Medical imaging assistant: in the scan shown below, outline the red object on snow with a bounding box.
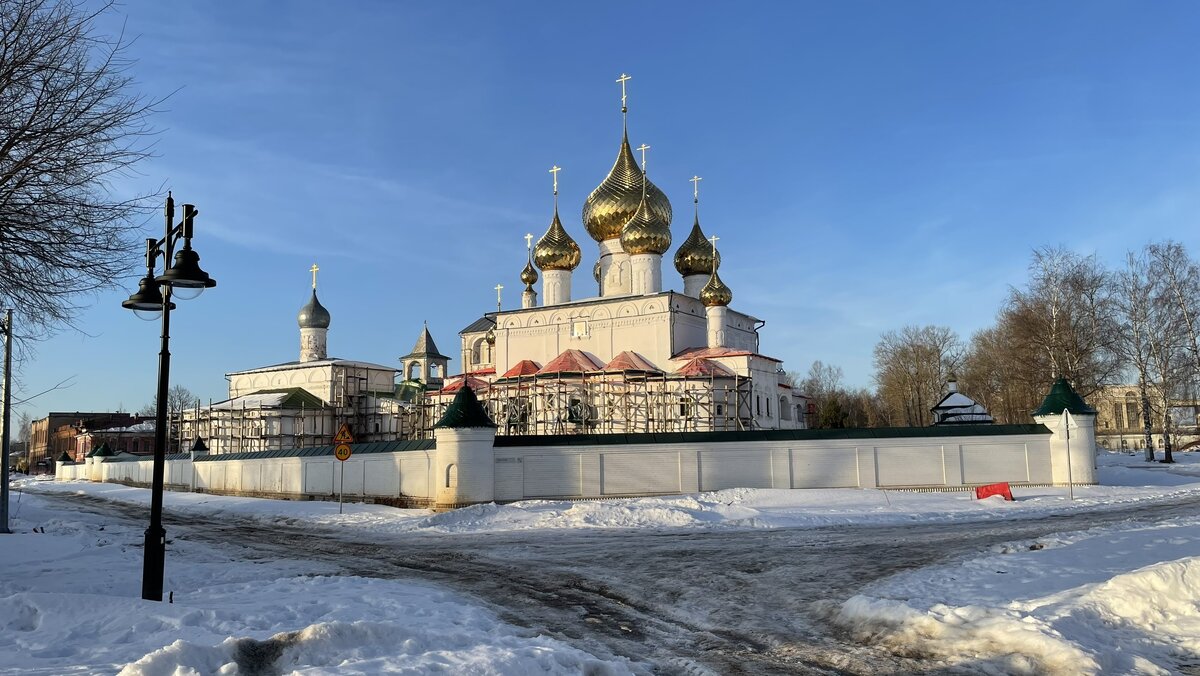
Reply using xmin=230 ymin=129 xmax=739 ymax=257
xmin=975 ymin=482 xmax=1014 ymax=501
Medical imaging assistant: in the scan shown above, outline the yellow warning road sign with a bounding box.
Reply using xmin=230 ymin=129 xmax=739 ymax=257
xmin=333 ymin=423 xmax=354 ymax=444
xmin=334 ymin=444 xmax=352 ymax=461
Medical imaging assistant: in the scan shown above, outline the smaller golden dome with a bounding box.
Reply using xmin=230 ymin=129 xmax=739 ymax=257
xmin=619 ymin=193 xmax=672 ymax=255
xmin=582 ymin=133 xmax=673 ymax=242
xmin=700 ymin=270 xmax=733 ymax=307
xmin=520 ymin=259 xmax=538 ymax=287
xmin=674 ymin=213 xmax=720 ymax=277
xmin=592 ymin=259 xmax=601 ymax=283
xmin=534 ymin=207 xmax=582 ymax=271
xmin=485 ymin=326 xmax=496 ymax=345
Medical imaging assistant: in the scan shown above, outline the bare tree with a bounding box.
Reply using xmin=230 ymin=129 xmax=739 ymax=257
xmin=873 ymin=325 xmax=963 ymax=426
xmin=960 ymin=324 xmax=1047 ymax=424
xmin=1148 ymin=242 xmax=1200 ymax=377
xmin=1003 ymin=247 xmax=1121 ymax=398
xmin=138 ymin=384 xmax=196 ymax=417
xmin=1112 ymin=249 xmax=1158 ymax=461
xmin=0 ymin=0 xmax=160 ymax=338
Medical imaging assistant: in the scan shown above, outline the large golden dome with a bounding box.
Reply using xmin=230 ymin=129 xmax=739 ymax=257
xmin=582 ymin=133 xmax=672 ymax=242
xmin=700 ymin=270 xmax=733 ymax=307
xmin=620 ymin=192 xmax=672 ymax=255
xmin=674 ymin=213 xmax=720 ymax=277
xmin=534 ymin=207 xmax=582 ymax=271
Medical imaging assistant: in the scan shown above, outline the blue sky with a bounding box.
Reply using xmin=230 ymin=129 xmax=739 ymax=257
xmin=13 ymin=0 xmax=1200 ymax=419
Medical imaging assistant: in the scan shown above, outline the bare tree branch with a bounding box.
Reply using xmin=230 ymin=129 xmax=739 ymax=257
xmin=0 ymin=0 xmax=161 ymax=340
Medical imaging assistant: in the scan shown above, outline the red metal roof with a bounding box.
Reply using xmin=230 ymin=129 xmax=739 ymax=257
xmin=538 ymin=349 xmax=605 ymax=375
xmin=602 ymin=351 xmax=661 ymax=373
xmin=671 ymin=346 xmax=783 ymax=363
xmin=439 ymin=375 xmax=490 ymax=394
xmin=500 ymin=360 xmax=542 ymax=378
xmin=674 ymin=357 xmax=735 ymax=377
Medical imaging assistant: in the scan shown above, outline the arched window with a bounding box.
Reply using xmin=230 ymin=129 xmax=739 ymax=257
xmin=780 ymin=397 xmax=791 ymax=420
xmin=407 ymin=361 xmax=421 ymax=380
xmin=766 ymin=397 xmax=772 ymax=418
xmin=445 ymin=463 xmax=457 ymax=488
xmin=471 ymin=338 xmax=483 ymax=365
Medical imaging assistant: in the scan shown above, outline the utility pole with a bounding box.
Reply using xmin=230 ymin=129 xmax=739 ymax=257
xmin=2 ymin=309 xmax=13 ymax=534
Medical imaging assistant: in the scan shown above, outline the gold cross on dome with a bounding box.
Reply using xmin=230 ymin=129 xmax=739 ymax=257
xmin=310 ymin=263 xmax=319 ymax=289
xmin=690 ymin=176 xmax=703 ymax=201
xmin=708 ymin=234 xmax=719 ymax=256
xmin=495 ymin=283 xmax=504 ymax=311
xmin=616 ymin=73 xmax=631 ymax=110
xmin=549 ymin=165 xmax=561 ymax=195
xmin=524 ymin=233 xmax=533 ymax=251
xmin=636 ymin=144 xmax=650 ymax=170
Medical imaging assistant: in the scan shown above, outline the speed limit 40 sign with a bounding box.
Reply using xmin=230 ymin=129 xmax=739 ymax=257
xmin=334 ymin=443 xmax=352 ymax=461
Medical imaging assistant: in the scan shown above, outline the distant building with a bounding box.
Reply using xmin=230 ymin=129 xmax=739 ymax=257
xmin=70 ymin=418 xmax=156 ymax=462
xmin=29 ymin=412 xmax=142 ymax=471
xmin=930 ymin=376 xmax=994 ymax=426
xmin=1091 ymin=385 xmax=1200 ymax=452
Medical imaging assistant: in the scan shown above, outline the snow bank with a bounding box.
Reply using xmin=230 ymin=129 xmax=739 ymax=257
xmin=0 ymin=490 xmax=632 ymax=675
xmin=834 ymin=518 xmax=1200 ymax=674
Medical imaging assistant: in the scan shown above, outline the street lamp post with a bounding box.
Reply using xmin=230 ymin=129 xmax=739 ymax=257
xmin=1 ymin=309 xmax=12 ymax=535
xmin=122 ymin=193 xmax=215 ymax=602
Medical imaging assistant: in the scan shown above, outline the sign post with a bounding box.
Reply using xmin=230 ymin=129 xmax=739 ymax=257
xmin=333 ymin=423 xmax=354 ymax=514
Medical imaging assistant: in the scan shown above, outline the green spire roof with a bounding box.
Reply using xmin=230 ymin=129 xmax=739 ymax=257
xmin=57 ymin=451 xmax=74 ymax=463
xmin=1033 ymin=377 xmax=1096 ymax=416
xmin=88 ymin=442 xmax=114 ymax=458
xmin=434 ymin=385 xmax=495 ymax=429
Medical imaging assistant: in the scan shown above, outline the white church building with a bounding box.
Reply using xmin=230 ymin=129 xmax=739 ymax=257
xmin=441 ymin=80 xmax=807 ymax=435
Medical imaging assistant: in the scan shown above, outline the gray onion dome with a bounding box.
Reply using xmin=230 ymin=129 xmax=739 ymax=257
xmin=297 ymin=290 xmax=331 ymax=329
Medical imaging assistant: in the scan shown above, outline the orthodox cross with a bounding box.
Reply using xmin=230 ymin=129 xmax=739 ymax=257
xmin=708 ymin=234 xmax=719 ymax=257
xmin=636 ymin=144 xmax=650 ymax=171
xmin=690 ymin=175 xmax=703 ymax=203
xmin=495 ymin=283 xmax=504 ymax=312
xmin=616 ymin=73 xmax=631 ymax=112
xmin=310 ymin=263 xmax=319 ymax=289
xmin=549 ymin=165 xmax=561 ymax=195
xmin=524 ymin=233 xmax=533 ymax=252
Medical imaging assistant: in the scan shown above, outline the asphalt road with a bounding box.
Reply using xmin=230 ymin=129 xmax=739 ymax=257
xmin=43 ymin=491 xmax=1200 ymax=675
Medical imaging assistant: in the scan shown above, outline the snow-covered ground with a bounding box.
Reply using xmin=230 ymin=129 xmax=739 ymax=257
xmin=5 ymin=450 xmax=1200 ymax=674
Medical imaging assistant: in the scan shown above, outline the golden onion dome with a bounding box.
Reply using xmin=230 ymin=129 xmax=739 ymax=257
xmin=520 ymin=258 xmax=538 ymax=287
xmin=534 ymin=207 xmax=582 ymax=271
xmin=700 ymin=270 xmax=733 ymax=307
xmin=592 ymin=259 xmax=601 ymax=283
xmin=582 ymin=133 xmax=672 ymax=242
xmin=619 ymin=192 xmax=672 ymax=255
xmin=674 ymin=214 xmax=720 ymax=277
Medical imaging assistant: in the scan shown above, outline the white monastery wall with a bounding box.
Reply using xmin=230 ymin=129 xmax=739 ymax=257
xmin=59 ymin=426 xmax=1085 ymax=510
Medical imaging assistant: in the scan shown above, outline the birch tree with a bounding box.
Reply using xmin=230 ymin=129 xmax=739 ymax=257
xmin=1112 ymin=250 xmax=1158 ymax=461
xmin=1004 ymin=247 xmax=1121 ymax=398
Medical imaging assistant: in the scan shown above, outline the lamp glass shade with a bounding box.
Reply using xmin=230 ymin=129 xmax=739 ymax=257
xmin=171 ymin=285 xmax=204 ymax=301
